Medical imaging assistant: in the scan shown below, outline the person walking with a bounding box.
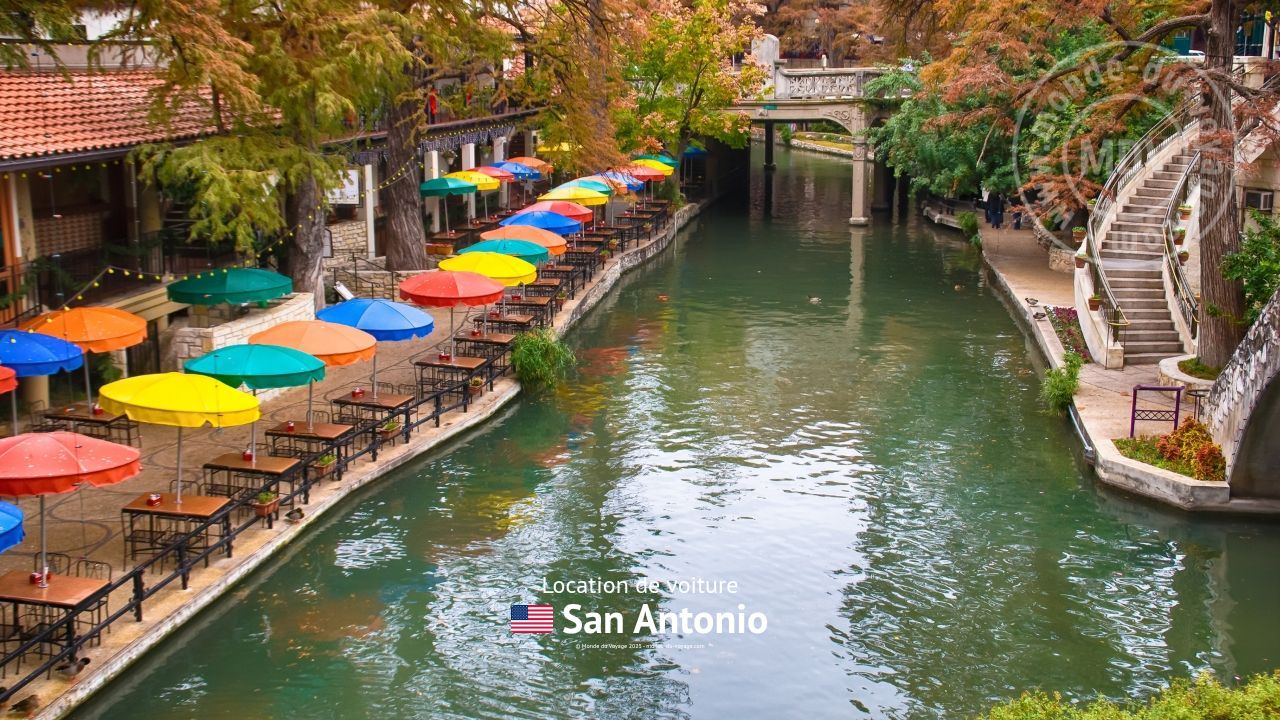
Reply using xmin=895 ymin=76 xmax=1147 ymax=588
xmin=990 ymin=192 xmax=1006 ymax=230
xmin=981 ymin=187 xmax=992 ymax=224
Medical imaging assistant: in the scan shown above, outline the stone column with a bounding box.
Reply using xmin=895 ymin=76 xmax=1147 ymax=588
xmin=849 ymin=143 xmax=871 ymax=226
xmin=462 ymin=142 xmax=476 ymax=218
xmin=426 ymin=151 xmax=441 ymax=233
xmin=872 ymin=160 xmax=892 ymax=211
xmin=493 ymin=136 xmax=509 ymax=208
xmin=362 ymin=163 xmax=376 ymax=258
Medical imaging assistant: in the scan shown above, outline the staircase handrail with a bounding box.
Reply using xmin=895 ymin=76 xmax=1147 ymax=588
xmin=1085 ymin=100 xmax=1196 ymax=344
xmin=1162 ymin=152 xmax=1200 ymax=339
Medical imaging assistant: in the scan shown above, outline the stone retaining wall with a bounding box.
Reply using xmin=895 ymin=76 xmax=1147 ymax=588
xmin=1205 ymin=288 xmax=1280 ymax=478
xmin=322 ymin=220 xmax=368 ymax=269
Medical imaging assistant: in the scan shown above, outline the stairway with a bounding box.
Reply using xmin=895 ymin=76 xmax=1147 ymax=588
xmin=1099 ymin=152 xmax=1193 ymax=364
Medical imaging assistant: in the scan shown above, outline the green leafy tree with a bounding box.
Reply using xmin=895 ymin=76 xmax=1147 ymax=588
xmin=1223 ymin=209 xmax=1280 ymax=324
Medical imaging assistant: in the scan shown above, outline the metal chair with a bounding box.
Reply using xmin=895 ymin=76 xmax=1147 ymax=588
xmin=71 ymin=559 xmax=112 ymax=645
xmin=32 ymin=552 xmax=72 ymax=577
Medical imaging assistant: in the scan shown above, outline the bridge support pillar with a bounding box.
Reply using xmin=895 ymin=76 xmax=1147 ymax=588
xmin=763 ymin=122 xmax=777 ymax=171
xmin=849 ymin=144 xmax=871 ymax=226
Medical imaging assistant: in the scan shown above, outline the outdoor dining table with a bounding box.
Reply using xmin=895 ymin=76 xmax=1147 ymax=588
xmin=599 ymin=223 xmax=637 ymax=247
xmin=471 ymin=312 xmax=535 ymax=334
xmin=330 ymin=393 xmax=415 ymax=445
xmin=453 ymin=331 xmax=515 ymax=375
xmin=526 ymin=277 xmax=563 ymax=298
xmin=121 ymin=492 xmax=233 ymax=566
xmin=539 ymin=265 xmax=581 ymax=297
xmin=265 ymin=421 xmax=356 ymax=481
xmin=40 ymin=402 xmax=139 ymax=446
xmin=0 ymin=570 xmax=110 ymax=649
xmin=503 ymin=294 xmax=555 ymax=326
xmin=429 ymin=229 xmax=472 ymax=248
xmin=202 ymin=452 xmax=303 ymax=503
xmin=415 ymin=355 xmax=491 ymax=411
xmin=562 ymin=249 xmax=602 ymax=278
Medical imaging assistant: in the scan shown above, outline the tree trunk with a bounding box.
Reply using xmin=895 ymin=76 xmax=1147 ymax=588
xmin=286 ymin=174 xmax=327 ymax=312
xmin=382 ymin=89 xmax=428 ymax=271
xmin=1196 ymin=0 xmax=1247 ymax=368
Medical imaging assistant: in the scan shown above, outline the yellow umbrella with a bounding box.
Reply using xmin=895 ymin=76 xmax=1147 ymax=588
xmin=633 ymin=158 xmax=674 ymax=176
xmin=99 ymin=372 xmax=260 ymax=502
xmin=444 ymin=171 xmax=500 ymax=191
xmin=538 ymin=186 xmax=608 ymax=206
xmin=438 ymin=252 xmax=537 ymax=286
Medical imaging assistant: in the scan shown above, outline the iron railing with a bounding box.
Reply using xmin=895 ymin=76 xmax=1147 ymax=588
xmin=1162 ymin=152 xmax=1201 ymax=339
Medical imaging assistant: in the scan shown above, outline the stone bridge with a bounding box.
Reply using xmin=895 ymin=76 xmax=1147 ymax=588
xmin=1205 ymin=287 xmax=1280 ymax=498
xmin=733 ymin=41 xmax=898 ymax=224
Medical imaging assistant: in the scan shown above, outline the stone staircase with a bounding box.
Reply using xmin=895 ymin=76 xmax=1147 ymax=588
xmin=1099 ymin=152 xmax=1193 ymax=364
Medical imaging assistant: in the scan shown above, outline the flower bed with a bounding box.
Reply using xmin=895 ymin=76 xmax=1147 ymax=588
xmin=1046 ymin=305 xmax=1092 ymax=362
xmin=1114 ymin=419 xmax=1226 ymax=482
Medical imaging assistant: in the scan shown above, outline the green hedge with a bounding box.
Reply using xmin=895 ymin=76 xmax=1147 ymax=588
xmin=978 ymin=672 xmax=1280 ymax=719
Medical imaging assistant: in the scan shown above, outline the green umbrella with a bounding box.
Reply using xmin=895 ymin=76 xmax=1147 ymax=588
xmin=420 ymin=177 xmax=478 ymax=234
xmin=167 ymin=268 xmax=293 ymax=306
xmin=184 ymin=343 xmax=326 ymax=462
xmin=459 ymin=239 xmax=551 ymax=265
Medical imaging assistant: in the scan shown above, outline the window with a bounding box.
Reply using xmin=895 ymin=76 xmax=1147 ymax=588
xmin=1241 ymin=188 xmax=1273 ymax=226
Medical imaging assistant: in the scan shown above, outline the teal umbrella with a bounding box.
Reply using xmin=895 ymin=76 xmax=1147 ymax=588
xmin=459 ymin=239 xmax=550 ymax=265
xmin=557 ymin=179 xmax=613 ymax=196
xmin=167 ymin=268 xmax=292 ymax=306
xmin=420 ymin=177 xmax=478 ymax=234
xmin=634 ymin=153 xmax=678 ymax=167
xmin=184 ymin=343 xmax=326 ymax=456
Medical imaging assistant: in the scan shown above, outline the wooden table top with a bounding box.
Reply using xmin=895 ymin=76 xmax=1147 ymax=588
xmin=505 ymin=295 xmax=552 ymax=306
xmin=473 ymin=313 xmax=534 ymax=324
xmin=539 ymin=265 xmax=579 ymax=274
xmin=122 ymin=492 xmax=231 ymax=520
xmin=0 ymin=570 xmax=109 ymax=609
xmin=529 ymin=278 xmax=562 ymax=287
xmin=415 ymin=354 xmax=488 ymax=371
xmin=265 ymin=421 xmax=354 ymax=441
xmin=455 ymin=331 xmax=515 ymax=345
xmin=429 ymin=230 xmax=467 ymax=242
xmin=43 ymin=402 xmax=123 ymax=424
xmin=582 ymin=229 xmax=618 ymax=238
xmin=331 ymin=393 xmax=415 ymax=410
xmin=203 ymin=452 xmax=301 ymax=475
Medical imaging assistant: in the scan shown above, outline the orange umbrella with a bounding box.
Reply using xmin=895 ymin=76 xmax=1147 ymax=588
xmin=0 ymin=366 xmax=15 ymax=436
xmin=249 ymin=320 xmax=376 ymax=427
xmin=0 ymin=431 xmax=141 ymax=585
xmin=507 ymin=156 xmax=552 ymax=173
xmin=481 ymin=226 xmax=567 ymax=256
xmin=23 ymin=306 xmax=147 ymax=406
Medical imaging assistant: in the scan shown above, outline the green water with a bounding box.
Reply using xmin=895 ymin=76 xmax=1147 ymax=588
xmin=73 ymin=151 xmax=1280 ymax=719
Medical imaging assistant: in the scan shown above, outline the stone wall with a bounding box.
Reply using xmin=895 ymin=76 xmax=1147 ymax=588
xmin=1205 ymin=287 xmax=1280 ymax=483
xmin=322 ymin=220 xmax=369 ymax=269
xmin=170 ymin=292 xmax=316 ymax=400
xmin=327 ymin=258 xmax=423 ymax=300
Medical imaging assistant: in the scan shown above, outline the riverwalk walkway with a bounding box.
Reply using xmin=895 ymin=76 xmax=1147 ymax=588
xmin=981 ymin=224 xmax=1280 ymax=514
xmin=2 ymin=204 xmax=698 ymax=719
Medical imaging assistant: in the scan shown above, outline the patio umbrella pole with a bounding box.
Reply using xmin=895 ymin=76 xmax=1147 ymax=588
xmin=371 ymin=355 xmax=379 ymax=400
xmin=307 ymin=380 xmax=315 ymax=431
xmin=83 ymin=359 xmax=93 ymax=407
xmin=38 ymin=495 xmax=47 ymax=588
xmin=450 ymin=308 xmax=456 ymax=357
xmin=250 ymin=390 xmax=257 ymax=468
xmin=10 ymin=393 xmax=17 ymax=437
xmin=175 ymin=427 xmax=184 ymax=505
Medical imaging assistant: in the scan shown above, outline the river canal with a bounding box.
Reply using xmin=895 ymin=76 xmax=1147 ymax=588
xmin=73 ymin=150 xmax=1280 ymax=719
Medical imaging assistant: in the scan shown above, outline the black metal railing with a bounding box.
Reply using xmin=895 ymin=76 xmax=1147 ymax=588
xmin=1162 ymin=152 xmax=1200 ymax=339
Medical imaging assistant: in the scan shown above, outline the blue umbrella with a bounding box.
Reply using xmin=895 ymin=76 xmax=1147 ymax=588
xmin=493 ymin=161 xmax=541 ymax=181
xmin=0 ymin=330 xmax=85 ymax=435
xmin=0 ymin=501 xmax=24 ymax=554
xmin=317 ymin=299 xmax=435 ymax=398
xmin=682 ymin=145 xmax=707 ymax=157
xmin=500 ymin=211 xmax=583 ymax=236
xmin=460 ymin=239 xmax=551 ymax=265
xmin=602 ymin=171 xmax=645 ymax=191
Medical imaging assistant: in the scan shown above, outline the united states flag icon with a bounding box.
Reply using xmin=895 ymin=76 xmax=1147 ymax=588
xmin=510 ymin=604 xmax=554 ymax=634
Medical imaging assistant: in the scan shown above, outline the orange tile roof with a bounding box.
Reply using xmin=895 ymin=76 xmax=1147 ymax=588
xmin=0 ymin=69 xmax=216 ymax=163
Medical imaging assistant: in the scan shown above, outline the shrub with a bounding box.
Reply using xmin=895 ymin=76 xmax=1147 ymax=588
xmin=1046 ymin=306 xmax=1092 ymax=361
xmin=1117 ymin=419 xmax=1227 ymax=482
xmin=957 ymin=211 xmax=980 ymax=242
xmin=1222 ymin=208 xmax=1280 ymax=324
xmin=1039 ymin=350 xmax=1083 ymax=413
xmin=779 ymin=124 xmax=793 ymax=146
xmin=1177 ymin=357 xmax=1221 ymax=380
xmin=976 ymin=671 xmax=1280 ymax=719
xmin=511 ymin=328 xmax=575 ymax=392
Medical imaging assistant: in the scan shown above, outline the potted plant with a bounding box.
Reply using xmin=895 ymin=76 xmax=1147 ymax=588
xmin=608 ymin=239 xmax=620 ymax=250
xmin=1072 ymin=226 xmax=1086 ymax=241
xmin=377 ymin=418 xmax=401 ymax=439
xmin=1074 ymin=252 xmax=1088 ymax=269
xmin=556 ymin=290 xmax=568 ymax=302
xmin=251 ymin=491 xmax=279 ymax=518
xmin=599 ymin=249 xmax=612 ymax=260
xmin=1088 ymin=294 xmax=1102 ymax=311
xmin=1173 ymin=227 xmax=1186 ymax=245
xmin=1086 ymin=198 xmax=1097 ymax=210
xmin=468 ymin=376 xmax=485 ymax=397
xmin=311 ymin=451 xmax=337 ymax=478
xmin=1178 ymin=204 xmax=1192 ymax=219
xmin=1177 ymin=249 xmax=1189 ymax=264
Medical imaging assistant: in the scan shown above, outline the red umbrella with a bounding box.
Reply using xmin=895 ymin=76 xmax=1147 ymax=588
xmin=514 ymin=201 xmax=593 ymax=224
xmin=399 ymin=271 xmax=505 ymax=354
xmin=474 ymin=166 xmax=516 ymax=182
xmin=0 ymin=365 xmax=16 ymax=437
xmin=615 ymin=164 xmax=665 ymax=182
xmin=0 ymin=432 xmax=141 ymax=585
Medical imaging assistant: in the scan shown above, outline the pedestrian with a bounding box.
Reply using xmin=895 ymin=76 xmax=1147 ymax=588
xmin=428 ymin=85 xmax=438 ymax=124
xmin=982 ymin=187 xmax=992 ymax=224
xmin=1011 ymin=202 xmax=1023 ymax=230
xmin=991 ymin=192 xmax=1006 ymax=229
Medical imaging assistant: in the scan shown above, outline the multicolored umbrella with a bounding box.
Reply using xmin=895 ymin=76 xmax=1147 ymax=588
xmin=493 ymin=162 xmax=541 ymax=181
xmin=399 ymin=271 xmax=505 ymax=354
xmin=0 ymin=431 xmax=141 ymax=583
xmin=500 ymin=210 xmax=583 ymax=236
xmin=474 ymin=166 xmax=517 ymax=182
xmin=602 ymin=170 xmax=645 ymax=191
xmin=167 ymin=268 xmax=293 ymax=306
xmin=0 ymin=501 xmax=23 ymax=554
xmin=23 ymin=306 xmax=148 ymax=406
xmin=99 ymin=372 xmax=258 ymax=502
xmin=481 ymin=226 xmax=568 ymax=256
xmin=616 ymin=164 xmax=666 ymax=182
xmin=419 ymin=176 xmax=478 ymax=234
xmin=507 ymin=157 xmax=552 ymax=173
xmin=633 ymin=158 xmax=675 ymax=176
xmin=445 ymin=171 xmax=501 ymax=218
xmin=515 ymin=201 xmax=593 ymax=224
xmin=249 ymin=321 xmax=377 ymax=426
xmin=317 ymin=299 xmax=434 ymax=399
xmin=634 ymin=153 xmax=678 ymax=167
xmin=460 ymin=239 xmax=550 ymax=265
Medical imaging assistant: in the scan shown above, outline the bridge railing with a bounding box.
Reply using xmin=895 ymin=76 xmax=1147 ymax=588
xmin=770 ymin=67 xmax=884 ymax=100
